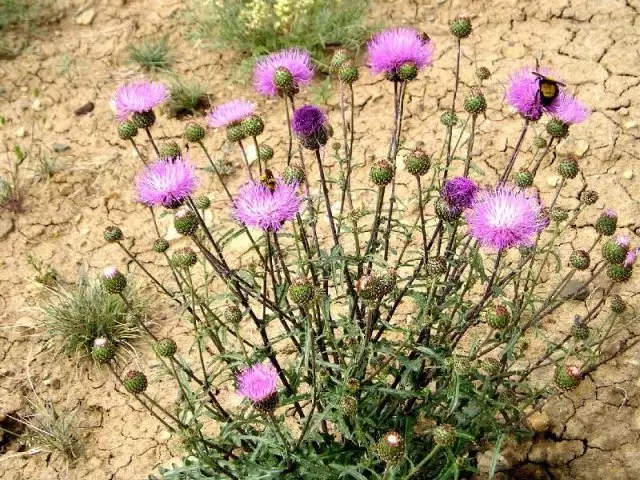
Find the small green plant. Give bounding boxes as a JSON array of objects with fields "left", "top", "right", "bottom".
[
  {"left": 0, "top": 146, "right": 26, "bottom": 212},
  {"left": 40, "top": 271, "right": 147, "bottom": 361},
  {"left": 13, "top": 388, "right": 82, "bottom": 464},
  {"left": 166, "top": 78, "right": 209, "bottom": 117},
  {"left": 129, "top": 36, "right": 173, "bottom": 72},
  {"left": 33, "top": 150, "right": 58, "bottom": 182},
  {"left": 27, "top": 254, "right": 58, "bottom": 287},
  {"left": 188, "top": 0, "right": 371, "bottom": 62},
  {"left": 0, "top": 0, "right": 57, "bottom": 58}
]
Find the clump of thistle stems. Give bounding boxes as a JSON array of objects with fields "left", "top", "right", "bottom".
[{"left": 83, "top": 19, "right": 637, "bottom": 480}]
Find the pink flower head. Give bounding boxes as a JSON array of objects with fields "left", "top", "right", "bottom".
[
  {"left": 367, "top": 27, "right": 434, "bottom": 77},
  {"left": 253, "top": 48, "right": 314, "bottom": 97},
  {"left": 614, "top": 235, "right": 630, "bottom": 248},
  {"left": 207, "top": 99, "right": 256, "bottom": 128},
  {"left": 291, "top": 105, "right": 327, "bottom": 137},
  {"left": 506, "top": 67, "right": 589, "bottom": 124},
  {"left": 466, "top": 185, "right": 546, "bottom": 250},
  {"left": 136, "top": 157, "right": 197, "bottom": 209},
  {"left": 442, "top": 176, "right": 478, "bottom": 210},
  {"left": 103, "top": 266, "right": 118, "bottom": 279},
  {"left": 603, "top": 209, "right": 617, "bottom": 219},
  {"left": 236, "top": 363, "right": 278, "bottom": 403},
  {"left": 233, "top": 179, "right": 303, "bottom": 231},
  {"left": 623, "top": 248, "right": 638, "bottom": 268},
  {"left": 112, "top": 80, "right": 168, "bottom": 121}
]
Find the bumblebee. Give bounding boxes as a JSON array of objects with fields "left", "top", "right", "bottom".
[
  {"left": 532, "top": 72, "right": 565, "bottom": 106},
  {"left": 260, "top": 168, "right": 277, "bottom": 192}
]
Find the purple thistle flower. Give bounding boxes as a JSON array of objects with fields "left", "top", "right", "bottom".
[
  {"left": 136, "top": 157, "right": 197, "bottom": 208},
  {"left": 466, "top": 185, "right": 546, "bottom": 250},
  {"left": 603, "top": 209, "right": 617, "bottom": 219},
  {"left": 233, "top": 179, "right": 303, "bottom": 231},
  {"left": 367, "top": 27, "right": 434, "bottom": 76},
  {"left": 291, "top": 105, "right": 327, "bottom": 137},
  {"left": 207, "top": 99, "right": 256, "bottom": 128},
  {"left": 623, "top": 248, "right": 638, "bottom": 268},
  {"left": 253, "top": 48, "right": 314, "bottom": 97},
  {"left": 442, "top": 176, "right": 478, "bottom": 210},
  {"left": 103, "top": 266, "right": 118, "bottom": 279},
  {"left": 506, "top": 67, "right": 590, "bottom": 124},
  {"left": 112, "top": 80, "right": 168, "bottom": 121},
  {"left": 614, "top": 235, "right": 630, "bottom": 248},
  {"left": 236, "top": 363, "right": 278, "bottom": 403}
]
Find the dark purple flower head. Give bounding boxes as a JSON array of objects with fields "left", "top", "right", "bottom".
[
  {"left": 136, "top": 157, "right": 197, "bottom": 208},
  {"left": 233, "top": 179, "right": 304, "bottom": 231},
  {"left": 207, "top": 99, "right": 256, "bottom": 128},
  {"left": 367, "top": 27, "right": 434, "bottom": 77},
  {"left": 466, "top": 185, "right": 547, "bottom": 250},
  {"left": 291, "top": 105, "right": 327, "bottom": 137},
  {"left": 253, "top": 48, "right": 314, "bottom": 97},
  {"left": 442, "top": 176, "right": 478, "bottom": 210},
  {"left": 506, "top": 67, "right": 590, "bottom": 124},
  {"left": 236, "top": 363, "right": 278, "bottom": 403},
  {"left": 112, "top": 80, "right": 168, "bottom": 121}
]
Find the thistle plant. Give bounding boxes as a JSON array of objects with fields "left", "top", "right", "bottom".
[{"left": 86, "top": 18, "right": 640, "bottom": 480}]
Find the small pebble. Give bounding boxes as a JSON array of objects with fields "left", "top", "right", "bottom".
[
  {"left": 31, "top": 99, "right": 41, "bottom": 111},
  {"left": 623, "top": 170, "right": 633, "bottom": 180},
  {"left": 15, "top": 127, "right": 25, "bottom": 138},
  {"left": 53, "top": 143, "right": 69, "bottom": 153},
  {"left": 159, "top": 430, "right": 172, "bottom": 441},
  {"left": 546, "top": 175, "right": 560, "bottom": 187}
]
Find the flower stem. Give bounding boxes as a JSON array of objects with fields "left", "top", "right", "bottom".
[
  {"left": 144, "top": 127, "right": 160, "bottom": 157},
  {"left": 237, "top": 139, "right": 254, "bottom": 181},
  {"left": 499, "top": 119, "right": 530, "bottom": 184}
]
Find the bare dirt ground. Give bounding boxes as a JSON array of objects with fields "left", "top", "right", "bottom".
[{"left": 0, "top": 0, "right": 639, "bottom": 479}]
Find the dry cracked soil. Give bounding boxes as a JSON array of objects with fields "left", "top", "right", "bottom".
[{"left": 0, "top": 0, "right": 639, "bottom": 479}]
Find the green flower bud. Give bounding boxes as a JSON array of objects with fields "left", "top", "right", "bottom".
[
  {"left": 185, "top": 122, "right": 206, "bottom": 143},
  {"left": 104, "top": 225, "right": 123, "bottom": 243},
  {"left": 123, "top": 370, "right": 148, "bottom": 394},
  {"left": 132, "top": 110, "right": 156, "bottom": 130},
  {"left": 369, "top": 159, "right": 394, "bottom": 187}
]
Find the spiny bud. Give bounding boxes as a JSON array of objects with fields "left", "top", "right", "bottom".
[
  {"left": 172, "top": 247, "right": 197, "bottom": 268},
  {"left": 283, "top": 164, "right": 305, "bottom": 184},
  {"left": 375, "top": 431, "right": 405, "bottom": 464},
  {"left": 274, "top": 67, "right": 294, "bottom": 93},
  {"left": 370, "top": 159, "right": 394, "bottom": 187},
  {"left": 463, "top": 89, "right": 487, "bottom": 115},
  {"left": 404, "top": 149, "right": 431, "bottom": 176},
  {"left": 433, "top": 424, "right": 457, "bottom": 447},
  {"left": 550, "top": 206, "right": 569, "bottom": 222},
  {"left": 103, "top": 266, "right": 127, "bottom": 294},
  {"left": 160, "top": 141, "right": 181, "bottom": 159},
  {"left": 450, "top": 15, "right": 472, "bottom": 39},
  {"left": 338, "top": 60, "right": 359, "bottom": 84},
  {"left": 104, "top": 225, "right": 123, "bottom": 243},
  {"left": 609, "top": 294, "right": 626, "bottom": 314},
  {"left": 426, "top": 256, "right": 447, "bottom": 276},
  {"left": 580, "top": 190, "right": 598, "bottom": 206},
  {"left": 606, "top": 263, "right": 633, "bottom": 283},
  {"left": 515, "top": 169, "right": 534, "bottom": 188},
  {"left": 533, "top": 136, "right": 548, "bottom": 149},
  {"left": 571, "top": 316, "right": 590, "bottom": 341},
  {"left": 398, "top": 62, "right": 418, "bottom": 81},
  {"left": 602, "top": 236, "right": 629, "bottom": 264},
  {"left": 435, "top": 198, "right": 462, "bottom": 223},
  {"left": 440, "top": 111, "right": 458, "bottom": 127},
  {"left": 259, "top": 144, "right": 274, "bottom": 161},
  {"left": 546, "top": 118, "right": 569, "bottom": 139},
  {"left": 241, "top": 115, "right": 265, "bottom": 137},
  {"left": 330, "top": 49, "right": 350, "bottom": 73},
  {"left": 154, "top": 338, "right": 178, "bottom": 357},
  {"left": 123, "top": 370, "right": 148, "bottom": 394},
  {"left": 346, "top": 378, "right": 360, "bottom": 393},
  {"left": 479, "top": 357, "right": 501, "bottom": 376},
  {"left": 557, "top": 156, "right": 578, "bottom": 179},
  {"left": 486, "top": 304, "right": 510, "bottom": 329},
  {"left": 554, "top": 364, "right": 581, "bottom": 391},
  {"left": 118, "top": 120, "right": 138, "bottom": 140},
  {"left": 340, "top": 395, "right": 358, "bottom": 416},
  {"left": 153, "top": 238, "right": 170, "bottom": 253},
  {"left": 174, "top": 208, "right": 199, "bottom": 236},
  {"left": 193, "top": 196, "right": 211, "bottom": 210},
  {"left": 185, "top": 122, "right": 206, "bottom": 143},
  {"left": 595, "top": 210, "right": 617, "bottom": 236},
  {"left": 131, "top": 110, "right": 156, "bottom": 130},
  {"left": 475, "top": 66, "right": 491, "bottom": 81},
  {"left": 290, "top": 277, "right": 314, "bottom": 306},
  {"left": 224, "top": 305, "right": 242, "bottom": 323},
  {"left": 569, "top": 250, "right": 590, "bottom": 270},
  {"left": 355, "top": 274, "right": 380, "bottom": 301},
  {"left": 226, "top": 123, "right": 246, "bottom": 143},
  {"left": 253, "top": 391, "right": 278, "bottom": 413},
  {"left": 377, "top": 269, "right": 397, "bottom": 297},
  {"left": 92, "top": 337, "right": 116, "bottom": 364}
]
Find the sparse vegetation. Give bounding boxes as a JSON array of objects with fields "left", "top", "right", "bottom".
[
  {"left": 166, "top": 77, "right": 210, "bottom": 117},
  {"left": 129, "top": 36, "right": 173, "bottom": 72}
]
